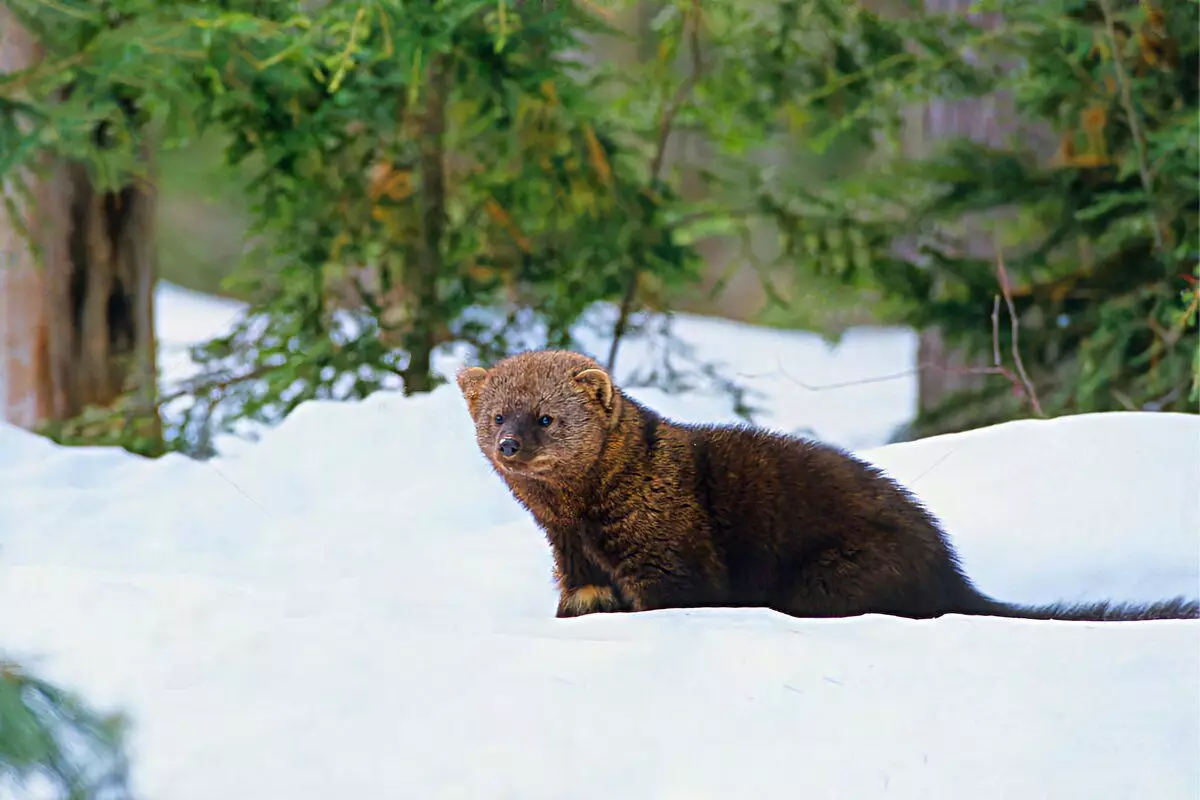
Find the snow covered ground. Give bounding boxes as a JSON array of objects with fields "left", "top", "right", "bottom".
[{"left": 0, "top": 284, "right": 1197, "bottom": 799}]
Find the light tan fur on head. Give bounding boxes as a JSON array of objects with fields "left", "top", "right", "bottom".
[{"left": 456, "top": 365, "right": 489, "bottom": 416}]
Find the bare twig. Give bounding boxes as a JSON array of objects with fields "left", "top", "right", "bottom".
[
  {"left": 156, "top": 364, "right": 276, "bottom": 408},
  {"left": 1096, "top": 0, "right": 1163, "bottom": 252},
  {"left": 990, "top": 295, "right": 1002, "bottom": 367},
  {"left": 606, "top": 275, "right": 642, "bottom": 372},
  {"left": 1110, "top": 388, "right": 1138, "bottom": 411},
  {"left": 647, "top": 2, "right": 704, "bottom": 183},
  {"left": 995, "top": 250, "right": 1044, "bottom": 416},
  {"left": 769, "top": 359, "right": 1030, "bottom": 394},
  {"left": 755, "top": 251, "right": 1047, "bottom": 420},
  {"left": 351, "top": 273, "right": 384, "bottom": 318},
  {"left": 607, "top": 0, "right": 704, "bottom": 372}
]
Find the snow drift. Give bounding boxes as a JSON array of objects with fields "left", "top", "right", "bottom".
[{"left": 0, "top": 378, "right": 1197, "bottom": 798}]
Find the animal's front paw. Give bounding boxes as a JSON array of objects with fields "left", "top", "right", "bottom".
[{"left": 556, "top": 585, "right": 624, "bottom": 618}]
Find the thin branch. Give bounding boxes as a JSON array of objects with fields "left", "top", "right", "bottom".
[
  {"left": 606, "top": 275, "right": 642, "bottom": 372},
  {"left": 751, "top": 251, "right": 1047, "bottom": 420},
  {"left": 990, "top": 295, "right": 1002, "bottom": 367},
  {"left": 607, "top": 0, "right": 704, "bottom": 373},
  {"left": 768, "top": 359, "right": 1030, "bottom": 394},
  {"left": 1110, "top": 388, "right": 1138, "bottom": 411},
  {"left": 647, "top": 2, "right": 704, "bottom": 183},
  {"left": 351, "top": 272, "right": 389, "bottom": 321},
  {"left": 1096, "top": 0, "right": 1163, "bottom": 252},
  {"left": 156, "top": 364, "right": 275, "bottom": 408},
  {"left": 995, "top": 249, "right": 1044, "bottom": 416}
]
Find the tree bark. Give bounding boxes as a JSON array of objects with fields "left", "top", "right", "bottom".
[
  {"left": 0, "top": 8, "right": 161, "bottom": 444},
  {"left": 43, "top": 161, "right": 161, "bottom": 426},
  {"left": 402, "top": 53, "right": 449, "bottom": 395},
  {"left": 0, "top": 5, "right": 52, "bottom": 428}
]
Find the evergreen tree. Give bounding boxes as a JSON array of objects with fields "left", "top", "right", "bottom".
[
  {"left": 5, "top": 0, "right": 1193, "bottom": 450},
  {"left": 0, "top": 660, "right": 131, "bottom": 799},
  {"left": 2, "top": 0, "right": 741, "bottom": 456},
  {"left": 736, "top": 0, "right": 1198, "bottom": 437},
  {"left": 0, "top": 4, "right": 162, "bottom": 455}
]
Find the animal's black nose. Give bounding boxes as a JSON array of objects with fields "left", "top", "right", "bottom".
[{"left": 498, "top": 438, "right": 521, "bottom": 458}]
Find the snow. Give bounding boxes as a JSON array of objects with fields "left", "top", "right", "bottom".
[
  {"left": 152, "top": 281, "right": 918, "bottom": 453},
  {"left": 1, "top": 284, "right": 1197, "bottom": 799},
  {"left": 155, "top": 282, "right": 249, "bottom": 379}
]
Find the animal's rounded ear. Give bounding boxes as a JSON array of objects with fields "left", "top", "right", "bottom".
[
  {"left": 573, "top": 367, "right": 614, "bottom": 412},
  {"left": 456, "top": 366, "right": 489, "bottom": 416}
]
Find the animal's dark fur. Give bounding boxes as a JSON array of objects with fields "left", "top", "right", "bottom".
[{"left": 457, "top": 350, "right": 1200, "bottom": 622}]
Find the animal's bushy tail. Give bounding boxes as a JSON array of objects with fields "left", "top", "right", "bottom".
[{"left": 966, "top": 594, "right": 1199, "bottom": 621}]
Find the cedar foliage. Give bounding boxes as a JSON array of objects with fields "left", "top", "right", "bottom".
[
  {"left": 2, "top": 0, "right": 734, "bottom": 456},
  {"left": 3, "top": 0, "right": 1196, "bottom": 451},
  {"left": 0, "top": 660, "right": 131, "bottom": 799},
  {"left": 747, "top": 0, "right": 1198, "bottom": 436}
]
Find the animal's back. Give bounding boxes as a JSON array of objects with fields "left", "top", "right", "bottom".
[{"left": 672, "top": 421, "right": 982, "bottom": 618}]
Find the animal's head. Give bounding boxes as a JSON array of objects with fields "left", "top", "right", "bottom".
[{"left": 456, "top": 350, "right": 621, "bottom": 484}]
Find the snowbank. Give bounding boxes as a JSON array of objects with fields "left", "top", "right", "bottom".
[{"left": 0, "top": 376, "right": 1197, "bottom": 798}]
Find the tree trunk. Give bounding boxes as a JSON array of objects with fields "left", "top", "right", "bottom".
[
  {"left": 44, "top": 161, "right": 161, "bottom": 426},
  {"left": 0, "top": 8, "right": 161, "bottom": 445},
  {"left": 0, "top": 6, "right": 52, "bottom": 428},
  {"left": 402, "top": 53, "right": 449, "bottom": 395}
]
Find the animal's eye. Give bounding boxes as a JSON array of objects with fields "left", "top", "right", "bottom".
[
  {"left": 494, "top": 414, "right": 504, "bottom": 425},
  {"left": 537, "top": 415, "right": 553, "bottom": 427}
]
